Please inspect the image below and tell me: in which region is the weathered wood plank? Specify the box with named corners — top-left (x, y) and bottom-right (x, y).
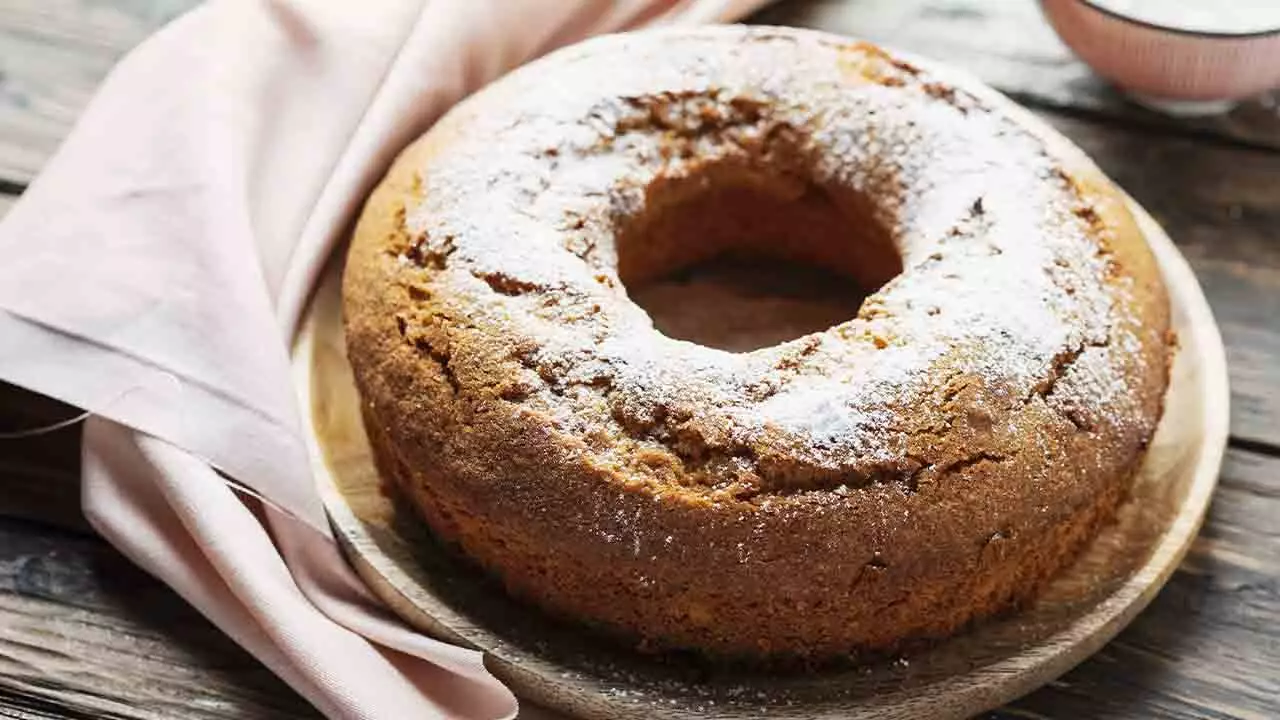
top-left (2, 300), bottom-right (1277, 720)
top-left (0, 516), bottom-right (318, 720)
top-left (2, 0), bottom-right (1279, 188)
top-left (0, 1), bottom-right (1277, 718)
top-left (0, 446), bottom-right (1274, 720)
top-left (755, 0), bottom-right (1280, 152)
top-left (1, 314), bottom-right (1274, 720)
top-left (2, 5), bottom-right (1275, 442)
top-left (0, 382), bottom-right (87, 534)
top-left (0, 0), bottom-right (197, 184)
top-left (996, 448), bottom-right (1280, 720)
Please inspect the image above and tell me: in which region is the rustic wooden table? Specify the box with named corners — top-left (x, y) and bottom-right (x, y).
top-left (0, 1), bottom-right (1276, 718)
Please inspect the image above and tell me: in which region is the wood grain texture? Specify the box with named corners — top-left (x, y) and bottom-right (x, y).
top-left (0, 516), bottom-right (318, 720)
top-left (301, 192), bottom-right (1228, 719)
top-left (997, 448), bottom-right (1280, 720)
top-left (754, 0), bottom-right (1280, 152)
top-left (0, 366), bottom-right (316, 717)
top-left (0, 0), bottom-right (1277, 719)
top-left (0, 0), bottom-right (197, 183)
top-left (0, 435), bottom-right (1268, 720)
top-left (0, 0), bottom-right (1278, 187)
top-left (0, 1), bottom-right (1272, 439)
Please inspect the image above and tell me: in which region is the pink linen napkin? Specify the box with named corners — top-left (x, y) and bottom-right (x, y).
top-left (0, 1), bottom-right (768, 717)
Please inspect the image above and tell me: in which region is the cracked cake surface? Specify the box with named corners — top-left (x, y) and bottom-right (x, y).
top-left (342, 26), bottom-right (1172, 661)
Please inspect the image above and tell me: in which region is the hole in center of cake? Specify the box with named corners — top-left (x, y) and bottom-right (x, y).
top-left (618, 165), bottom-right (903, 353)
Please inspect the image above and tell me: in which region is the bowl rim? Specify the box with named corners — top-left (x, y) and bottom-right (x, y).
top-left (1070, 0), bottom-right (1280, 40)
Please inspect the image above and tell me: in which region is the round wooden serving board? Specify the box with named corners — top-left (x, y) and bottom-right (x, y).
top-left (293, 192), bottom-right (1228, 719)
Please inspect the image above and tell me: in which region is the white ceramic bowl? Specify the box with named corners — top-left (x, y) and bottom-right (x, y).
top-left (1041, 0), bottom-right (1280, 115)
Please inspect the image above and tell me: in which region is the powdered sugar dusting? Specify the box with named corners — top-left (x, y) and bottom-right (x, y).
top-left (393, 26), bottom-right (1149, 496)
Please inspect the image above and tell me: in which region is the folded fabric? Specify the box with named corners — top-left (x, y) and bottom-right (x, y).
top-left (0, 1), bottom-right (768, 717)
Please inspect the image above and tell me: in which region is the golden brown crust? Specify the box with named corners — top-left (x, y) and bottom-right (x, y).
top-left (343, 27), bottom-right (1171, 661)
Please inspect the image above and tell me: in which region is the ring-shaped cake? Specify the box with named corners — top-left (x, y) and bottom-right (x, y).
top-left (343, 26), bottom-right (1171, 661)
